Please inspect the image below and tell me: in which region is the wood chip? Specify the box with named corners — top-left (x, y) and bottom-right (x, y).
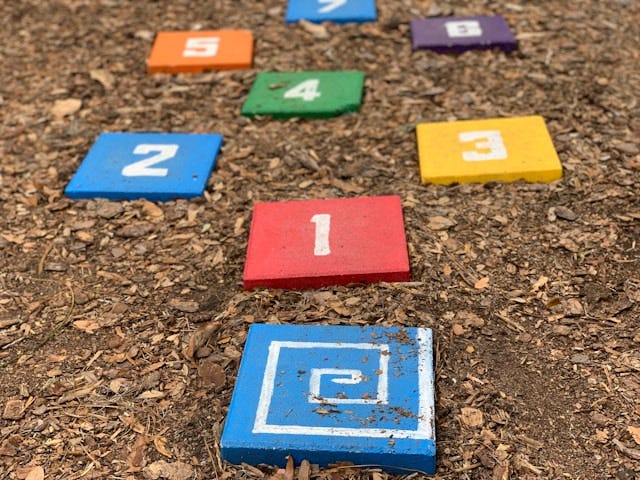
top-left (0, 317), bottom-right (21, 329)
top-left (169, 298), bottom-right (199, 313)
top-left (185, 321), bottom-right (220, 359)
top-left (460, 407), bottom-right (484, 427)
top-left (612, 440), bottom-right (640, 460)
top-left (89, 69), bottom-right (115, 90)
top-left (143, 460), bottom-right (194, 480)
top-left (95, 201), bottom-right (124, 219)
top-left (2, 399), bottom-right (25, 419)
top-left (627, 426), bottom-right (640, 445)
top-left (117, 222), bottom-right (154, 238)
top-left (153, 435), bottom-right (173, 458)
top-left (297, 459), bottom-right (311, 480)
top-left (427, 216), bottom-right (456, 231)
top-left (25, 466), bottom-right (44, 480)
top-left (298, 19), bottom-right (329, 39)
top-left (285, 455), bottom-right (295, 480)
top-left (198, 360), bottom-right (226, 388)
top-left (51, 98), bottom-right (81, 119)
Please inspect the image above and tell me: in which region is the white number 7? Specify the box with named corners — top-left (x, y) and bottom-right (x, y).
top-left (310, 214), bottom-right (331, 256)
top-left (121, 144), bottom-right (178, 177)
top-left (318, 0), bottom-right (348, 13)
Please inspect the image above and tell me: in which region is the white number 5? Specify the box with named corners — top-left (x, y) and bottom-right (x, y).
top-left (121, 144), bottom-right (178, 177)
top-left (459, 130), bottom-right (507, 162)
top-left (284, 79), bottom-right (321, 102)
top-left (183, 37), bottom-right (220, 57)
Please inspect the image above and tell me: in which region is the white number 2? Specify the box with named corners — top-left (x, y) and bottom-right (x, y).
top-left (310, 214), bottom-right (331, 256)
top-left (318, 0), bottom-right (347, 13)
top-left (284, 79), bottom-right (321, 102)
top-left (121, 144), bottom-right (178, 177)
top-left (459, 130), bottom-right (507, 162)
top-left (182, 37), bottom-right (220, 57)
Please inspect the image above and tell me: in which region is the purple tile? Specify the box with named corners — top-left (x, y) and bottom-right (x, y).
top-left (411, 15), bottom-right (516, 53)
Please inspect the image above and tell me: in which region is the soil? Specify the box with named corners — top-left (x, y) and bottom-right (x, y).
top-left (1, 1), bottom-right (639, 479)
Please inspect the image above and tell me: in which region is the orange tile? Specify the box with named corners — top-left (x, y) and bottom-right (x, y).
top-left (147, 30), bottom-right (253, 74)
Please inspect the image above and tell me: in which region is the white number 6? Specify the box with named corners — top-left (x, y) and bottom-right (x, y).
top-left (183, 37), bottom-right (220, 57)
top-left (121, 144), bottom-right (178, 177)
top-left (310, 214), bottom-right (331, 256)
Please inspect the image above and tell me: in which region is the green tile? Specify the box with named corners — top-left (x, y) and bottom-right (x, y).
top-left (241, 71), bottom-right (365, 118)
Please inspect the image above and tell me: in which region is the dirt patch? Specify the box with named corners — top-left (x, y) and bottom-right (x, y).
top-left (1, 0), bottom-right (639, 479)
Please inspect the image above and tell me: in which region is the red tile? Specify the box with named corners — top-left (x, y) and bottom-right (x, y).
top-left (243, 195), bottom-right (410, 289)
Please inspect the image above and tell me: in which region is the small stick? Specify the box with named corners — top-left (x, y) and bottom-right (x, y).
top-left (37, 225), bottom-right (62, 275)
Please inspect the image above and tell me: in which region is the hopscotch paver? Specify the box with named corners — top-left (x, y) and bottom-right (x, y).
top-left (65, 132), bottom-right (223, 201)
top-left (416, 115), bottom-right (562, 185)
top-left (286, 0), bottom-right (376, 24)
top-left (243, 195), bottom-right (410, 289)
top-left (411, 15), bottom-right (516, 53)
top-left (221, 324), bottom-right (436, 473)
top-left (146, 30), bottom-right (253, 74)
top-left (241, 71), bottom-right (365, 119)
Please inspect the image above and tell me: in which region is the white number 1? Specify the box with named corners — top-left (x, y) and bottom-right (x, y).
top-left (183, 37), bottom-right (220, 57)
top-left (311, 214), bottom-right (331, 256)
top-left (284, 79), bottom-right (321, 102)
top-left (121, 144), bottom-right (178, 177)
top-left (318, 0), bottom-right (348, 13)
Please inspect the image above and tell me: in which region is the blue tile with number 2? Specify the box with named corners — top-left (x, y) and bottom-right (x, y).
top-left (65, 132), bottom-right (223, 201)
top-left (286, 0), bottom-right (376, 24)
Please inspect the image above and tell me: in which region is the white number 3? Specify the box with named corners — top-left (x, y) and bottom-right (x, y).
top-left (284, 79), bottom-right (321, 102)
top-left (121, 144), bottom-right (179, 177)
top-left (459, 130), bottom-right (507, 162)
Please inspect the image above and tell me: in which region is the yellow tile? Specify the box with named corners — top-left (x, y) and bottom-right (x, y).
top-left (416, 115), bottom-right (562, 185)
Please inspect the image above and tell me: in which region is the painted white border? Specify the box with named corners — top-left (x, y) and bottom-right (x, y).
top-left (253, 330), bottom-right (434, 440)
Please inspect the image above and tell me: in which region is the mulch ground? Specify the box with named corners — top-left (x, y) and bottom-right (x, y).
top-left (1, 1), bottom-right (639, 479)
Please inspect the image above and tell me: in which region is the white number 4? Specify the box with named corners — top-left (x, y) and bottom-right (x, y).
top-left (459, 130), bottom-right (507, 162)
top-left (284, 79), bottom-right (321, 102)
top-left (183, 37), bottom-right (219, 57)
top-left (121, 144), bottom-right (178, 177)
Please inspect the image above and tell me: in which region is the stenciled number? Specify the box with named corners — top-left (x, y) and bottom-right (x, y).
top-left (310, 213), bottom-right (331, 256)
top-left (121, 144), bottom-right (179, 177)
top-left (182, 37), bottom-right (220, 57)
top-left (445, 20), bottom-right (483, 38)
top-left (318, 0), bottom-right (347, 13)
top-left (459, 130), bottom-right (507, 162)
top-left (284, 79), bottom-right (321, 102)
